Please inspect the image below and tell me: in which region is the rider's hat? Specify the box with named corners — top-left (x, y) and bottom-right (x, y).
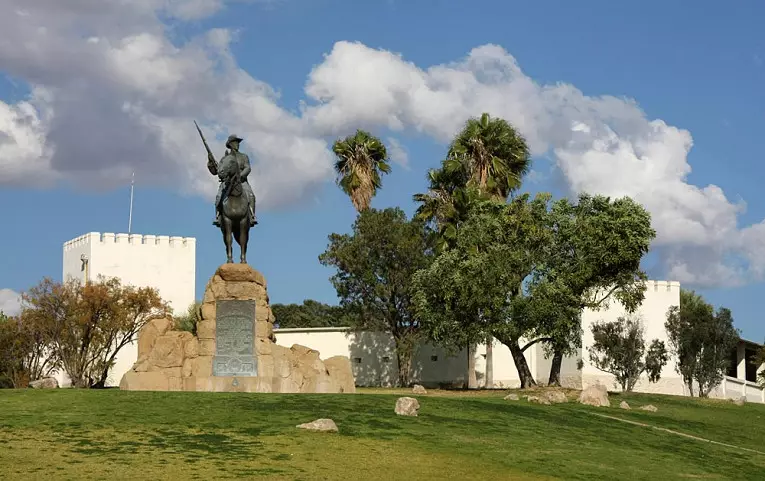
top-left (225, 134), bottom-right (243, 148)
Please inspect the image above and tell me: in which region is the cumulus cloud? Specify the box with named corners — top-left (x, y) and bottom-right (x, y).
top-left (0, 0), bottom-right (332, 207)
top-left (0, 4), bottom-right (761, 287)
top-left (301, 41), bottom-right (762, 287)
top-left (0, 289), bottom-right (22, 316)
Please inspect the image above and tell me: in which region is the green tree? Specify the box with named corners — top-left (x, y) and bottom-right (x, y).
top-left (412, 195), bottom-right (552, 388)
top-left (319, 208), bottom-right (432, 386)
top-left (174, 301), bottom-right (201, 336)
top-left (332, 130), bottom-right (391, 212)
top-left (271, 300), bottom-right (351, 328)
top-left (535, 195), bottom-right (655, 386)
top-left (665, 289), bottom-right (740, 397)
top-left (588, 315), bottom-right (668, 392)
top-left (414, 113), bottom-right (531, 387)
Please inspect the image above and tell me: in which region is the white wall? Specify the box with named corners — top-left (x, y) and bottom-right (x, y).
top-left (273, 328), bottom-right (471, 387)
top-left (58, 232), bottom-right (196, 387)
top-left (581, 280), bottom-right (684, 395)
top-left (273, 328), bottom-right (582, 389)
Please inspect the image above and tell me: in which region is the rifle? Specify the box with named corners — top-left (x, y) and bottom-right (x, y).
top-left (194, 120), bottom-right (217, 168)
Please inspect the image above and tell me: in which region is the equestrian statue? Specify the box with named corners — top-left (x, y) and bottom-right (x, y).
top-left (195, 121), bottom-right (257, 264)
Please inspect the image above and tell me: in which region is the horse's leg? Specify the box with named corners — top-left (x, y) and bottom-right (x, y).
top-left (222, 217), bottom-right (234, 263)
top-left (233, 222), bottom-right (242, 262)
top-left (239, 219), bottom-right (249, 264)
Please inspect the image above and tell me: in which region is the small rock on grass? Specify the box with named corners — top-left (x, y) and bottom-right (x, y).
top-left (619, 401), bottom-right (631, 410)
top-left (639, 404), bottom-right (658, 412)
top-left (578, 384), bottom-right (610, 407)
top-left (504, 393), bottom-right (519, 401)
top-left (412, 384), bottom-right (427, 395)
top-left (395, 397), bottom-right (420, 416)
top-left (526, 395), bottom-right (550, 405)
top-left (296, 419), bottom-right (338, 432)
top-left (29, 377), bottom-right (59, 389)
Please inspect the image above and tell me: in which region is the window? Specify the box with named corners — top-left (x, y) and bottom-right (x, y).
top-left (353, 357), bottom-right (362, 364)
top-left (382, 356), bottom-right (390, 363)
top-left (430, 355), bottom-right (438, 362)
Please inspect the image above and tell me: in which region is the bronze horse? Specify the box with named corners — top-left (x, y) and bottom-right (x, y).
top-left (217, 155), bottom-right (252, 264)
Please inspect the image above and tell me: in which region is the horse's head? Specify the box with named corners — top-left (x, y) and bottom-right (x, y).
top-left (220, 155), bottom-right (243, 196)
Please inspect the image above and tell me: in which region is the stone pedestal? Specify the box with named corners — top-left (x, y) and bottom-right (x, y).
top-left (119, 264), bottom-right (355, 393)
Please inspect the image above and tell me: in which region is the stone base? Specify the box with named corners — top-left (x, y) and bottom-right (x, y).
top-left (120, 264), bottom-right (356, 394)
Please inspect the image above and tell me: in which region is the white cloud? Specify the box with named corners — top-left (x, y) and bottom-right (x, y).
top-left (386, 137), bottom-right (409, 169)
top-left (302, 41), bottom-right (763, 287)
top-left (0, 0), bottom-right (332, 208)
top-left (0, 289), bottom-right (22, 316)
top-left (0, 4), bottom-right (761, 287)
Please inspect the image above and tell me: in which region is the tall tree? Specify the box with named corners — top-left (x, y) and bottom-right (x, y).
top-left (271, 300), bottom-right (351, 328)
top-left (446, 112), bottom-right (531, 199)
top-left (22, 277), bottom-right (168, 388)
top-left (319, 208), bottom-right (432, 386)
top-left (414, 113), bottom-right (531, 387)
top-left (413, 192), bottom-right (655, 389)
top-left (588, 315), bottom-right (669, 392)
top-left (538, 195), bottom-right (655, 386)
top-left (332, 130), bottom-right (391, 212)
top-left (665, 289), bottom-right (740, 397)
top-left (412, 195), bottom-right (552, 388)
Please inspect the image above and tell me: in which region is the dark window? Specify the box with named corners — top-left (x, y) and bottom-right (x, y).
top-left (726, 349), bottom-right (737, 378)
top-left (382, 356), bottom-right (390, 363)
top-left (353, 357), bottom-right (361, 364)
top-left (430, 355), bottom-right (438, 362)
top-left (745, 348), bottom-right (758, 383)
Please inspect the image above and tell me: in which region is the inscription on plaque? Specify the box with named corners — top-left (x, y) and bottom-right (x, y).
top-left (213, 299), bottom-right (258, 377)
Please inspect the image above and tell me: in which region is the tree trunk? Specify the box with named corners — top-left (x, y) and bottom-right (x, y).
top-left (548, 349), bottom-right (563, 386)
top-left (467, 344), bottom-right (477, 389)
top-left (485, 336), bottom-right (494, 389)
top-left (498, 335), bottom-right (536, 388)
top-left (396, 349), bottom-right (412, 387)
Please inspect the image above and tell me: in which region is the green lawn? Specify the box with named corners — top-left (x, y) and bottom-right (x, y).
top-left (1, 388), bottom-right (763, 480)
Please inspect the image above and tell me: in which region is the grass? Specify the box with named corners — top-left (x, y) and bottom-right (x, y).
top-left (0, 387), bottom-right (764, 480)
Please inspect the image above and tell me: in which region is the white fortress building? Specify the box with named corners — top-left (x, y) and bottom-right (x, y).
top-left (60, 232), bottom-right (196, 387)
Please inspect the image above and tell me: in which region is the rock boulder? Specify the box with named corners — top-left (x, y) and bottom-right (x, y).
top-left (578, 383), bottom-right (610, 407)
top-left (29, 377), bottom-right (58, 389)
top-left (297, 419), bottom-right (338, 433)
top-left (412, 384), bottom-right (427, 395)
top-left (395, 397), bottom-right (420, 416)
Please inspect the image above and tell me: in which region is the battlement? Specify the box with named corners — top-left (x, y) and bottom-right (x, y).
top-left (63, 232), bottom-right (196, 250)
top-left (645, 280), bottom-right (681, 292)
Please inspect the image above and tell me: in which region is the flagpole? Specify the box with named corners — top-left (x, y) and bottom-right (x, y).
top-left (128, 172), bottom-right (135, 234)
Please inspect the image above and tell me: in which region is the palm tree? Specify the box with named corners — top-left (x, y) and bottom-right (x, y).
top-left (413, 168), bottom-right (480, 252)
top-left (332, 130), bottom-right (392, 212)
top-left (445, 112), bottom-right (531, 200)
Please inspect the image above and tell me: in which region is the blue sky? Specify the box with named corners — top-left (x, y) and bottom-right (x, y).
top-left (0, 0), bottom-right (764, 341)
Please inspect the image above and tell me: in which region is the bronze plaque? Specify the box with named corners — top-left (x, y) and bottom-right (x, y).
top-left (213, 299), bottom-right (257, 377)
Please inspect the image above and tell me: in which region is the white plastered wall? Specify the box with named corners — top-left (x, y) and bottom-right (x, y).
top-left (581, 280), bottom-right (684, 395)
